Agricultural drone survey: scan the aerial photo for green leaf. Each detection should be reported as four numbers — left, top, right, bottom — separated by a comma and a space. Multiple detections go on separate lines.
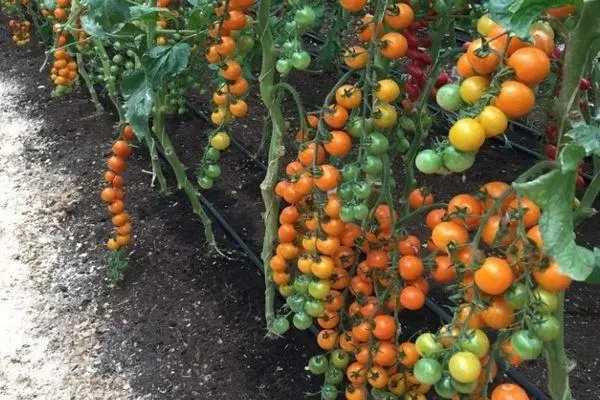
486, 0, 575, 37
513, 144, 594, 280
81, 0, 131, 28
584, 248, 600, 284
122, 70, 154, 140
130, 5, 167, 20
566, 124, 600, 156
145, 43, 191, 87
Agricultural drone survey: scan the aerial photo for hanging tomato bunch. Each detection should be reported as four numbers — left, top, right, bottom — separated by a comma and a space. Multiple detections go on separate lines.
8, 18, 30, 46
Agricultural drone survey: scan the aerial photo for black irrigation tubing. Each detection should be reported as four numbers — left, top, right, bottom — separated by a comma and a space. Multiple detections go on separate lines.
184, 89, 551, 400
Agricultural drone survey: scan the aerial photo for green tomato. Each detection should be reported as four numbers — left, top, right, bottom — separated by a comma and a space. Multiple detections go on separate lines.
308, 279, 330, 299
532, 314, 560, 341
204, 164, 221, 179
308, 355, 329, 375
112, 54, 124, 64
531, 20, 554, 38
205, 147, 221, 162
448, 351, 481, 384
459, 329, 489, 358
272, 316, 290, 335
364, 155, 383, 175
282, 40, 296, 53
294, 6, 316, 27
442, 146, 475, 173
353, 181, 372, 200
276, 59, 292, 74
285, 20, 298, 33
531, 288, 558, 313
436, 84, 464, 112
339, 205, 354, 222
511, 330, 543, 360
367, 133, 389, 155
279, 284, 294, 297
324, 366, 344, 385
304, 299, 325, 317
338, 182, 355, 200
237, 35, 255, 52
286, 294, 306, 313
341, 164, 359, 182
291, 51, 311, 70
399, 116, 416, 132
330, 350, 350, 368
352, 202, 369, 220
109, 65, 120, 74
414, 358, 443, 385
451, 377, 478, 394
415, 149, 442, 174
415, 333, 442, 358
434, 374, 457, 399
504, 282, 528, 309
293, 275, 311, 293
347, 116, 366, 138
293, 311, 313, 330
320, 384, 338, 400
197, 175, 214, 189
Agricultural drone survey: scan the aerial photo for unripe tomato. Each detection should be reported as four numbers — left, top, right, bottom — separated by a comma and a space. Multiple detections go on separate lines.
476, 14, 498, 35
436, 83, 464, 112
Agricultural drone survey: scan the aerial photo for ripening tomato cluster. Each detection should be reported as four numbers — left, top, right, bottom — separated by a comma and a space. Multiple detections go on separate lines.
274, 3, 317, 74
50, 41, 79, 95
52, 0, 71, 21
205, 0, 253, 126
415, 15, 555, 176
8, 19, 31, 46
101, 125, 135, 251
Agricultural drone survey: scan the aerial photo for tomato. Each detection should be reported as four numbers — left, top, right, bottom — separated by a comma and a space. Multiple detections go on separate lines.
324, 104, 349, 129
531, 29, 555, 55
491, 383, 529, 400
367, 365, 389, 389
413, 358, 442, 385
507, 47, 550, 86
294, 6, 316, 26
345, 385, 367, 400
510, 330, 543, 360
272, 316, 290, 335
308, 355, 329, 375
436, 84, 464, 112
367, 132, 390, 154
335, 85, 362, 109
480, 181, 514, 211
347, 362, 367, 384
385, 3, 414, 29
532, 314, 560, 341
293, 311, 313, 330
456, 54, 474, 78
353, 181, 372, 200
372, 102, 398, 128
442, 146, 475, 172
304, 299, 325, 317
344, 46, 369, 69
347, 116, 367, 138
507, 197, 540, 227
474, 257, 514, 295
372, 315, 396, 340
460, 76, 490, 104
379, 32, 408, 59
237, 35, 255, 52
477, 106, 508, 137
448, 194, 483, 230
229, 99, 248, 117
434, 374, 457, 399
531, 288, 558, 313
374, 79, 401, 102
448, 351, 480, 383
431, 221, 469, 251
311, 256, 335, 279
308, 279, 331, 299
291, 51, 311, 70
477, 14, 498, 36
315, 165, 341, 191
198, 176, 214, 189
210, 131, 231, 150
276, 59, 292, 74
546, 4, 575, 17
459, 328, 489, 357
494, 80, 535, 117
531, 21, 554, 38
430, 256, 456, 283
533, 260, 572, 292
298, 142, 325, 166
415, 149, 442, 174
466, 38, 499, 74
504, 283, 528, 309
364, 155, 383, 175
449, 118, 486, 152
324, 130, 352, 157
415, 333, 441, 357
320, 384, 337, 400
340, 0, 367, 12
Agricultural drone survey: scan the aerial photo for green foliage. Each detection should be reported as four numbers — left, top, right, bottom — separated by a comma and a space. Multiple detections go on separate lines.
513, 144, 598, 281
319, 7, 346, 72
486, 0, 575, 37
107, 250, 129, 282
567, 125, 600, 156
81, 0, 131, 29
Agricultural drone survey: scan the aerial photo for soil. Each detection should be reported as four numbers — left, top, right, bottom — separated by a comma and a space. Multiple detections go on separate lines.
1, 16, 599, 400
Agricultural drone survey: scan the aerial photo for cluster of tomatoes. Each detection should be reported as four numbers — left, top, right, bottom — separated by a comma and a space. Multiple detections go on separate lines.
415, 14, 555, 176
199, 0, 253, 188
8, 18, 30, 46
101, 125, 135, 251
274, 3, 316, 74
50, 35, 79, 96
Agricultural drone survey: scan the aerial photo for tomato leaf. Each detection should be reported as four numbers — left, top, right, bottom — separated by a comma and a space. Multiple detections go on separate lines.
81, 0, 131, 27
566, 124, 600, 156
122, 70, 154, 140
584, 249, 600, 284
513, 144, 595, 280
486, 0, 575, 37
130, 5, 167, 20
145, 43, 191, 87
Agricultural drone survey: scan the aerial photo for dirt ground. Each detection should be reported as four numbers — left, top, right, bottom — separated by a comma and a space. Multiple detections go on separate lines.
1, 16, 599, 400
